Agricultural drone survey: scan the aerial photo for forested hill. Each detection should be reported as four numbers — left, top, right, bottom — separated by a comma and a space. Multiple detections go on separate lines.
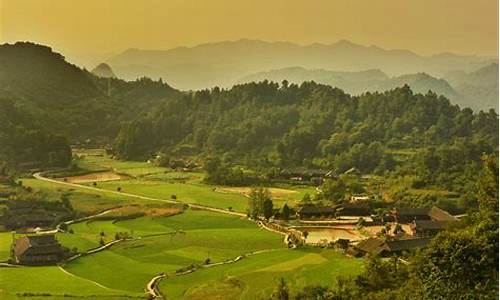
0, 42, 181, 171
0, 42, 182, 139
115, 81, 498, 181
239, 67, 459, 106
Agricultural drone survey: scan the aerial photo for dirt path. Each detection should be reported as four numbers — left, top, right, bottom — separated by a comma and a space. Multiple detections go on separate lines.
35, 172, 297, 241
34, 172, 247, 218
34, 172, 290, 299
145, 274, 166, 299
37, 208, 115, 235
57, 266, 114, 291
146, 248, 282, 299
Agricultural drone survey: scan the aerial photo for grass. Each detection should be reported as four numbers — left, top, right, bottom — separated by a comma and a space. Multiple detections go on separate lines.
159, 248, 364, 299
1, 151, 363, 298
31, 150, 318, 214
0, 232, 13, 262
91, 179, 249, 212
21, 178, 163, 214
0, 265, 142, 299
61, 209, 285, 293
74, 151, 167, 177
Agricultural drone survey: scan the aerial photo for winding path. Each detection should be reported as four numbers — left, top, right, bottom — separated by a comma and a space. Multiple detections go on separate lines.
33, 172, 246, 217
146, 248, 283, 298
32, 172, 291, 299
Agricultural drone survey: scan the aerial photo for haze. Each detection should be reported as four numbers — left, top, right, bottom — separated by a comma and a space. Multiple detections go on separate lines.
1, 0, 498, 67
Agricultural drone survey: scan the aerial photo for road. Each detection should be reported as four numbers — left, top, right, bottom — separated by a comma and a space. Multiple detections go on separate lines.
33, 172, 246, 217
33, 171, 290, 299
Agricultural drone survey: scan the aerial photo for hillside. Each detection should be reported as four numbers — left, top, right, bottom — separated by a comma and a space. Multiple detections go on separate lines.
0, 42, 181, 139
107, 39, 496, 90
114, 81, 498, 178
239, 67, 458, 103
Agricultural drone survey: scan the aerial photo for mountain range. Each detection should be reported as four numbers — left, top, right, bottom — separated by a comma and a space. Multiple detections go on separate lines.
105, 39, 498, 111
106, 39, 496, 86
238, 65, 499, 111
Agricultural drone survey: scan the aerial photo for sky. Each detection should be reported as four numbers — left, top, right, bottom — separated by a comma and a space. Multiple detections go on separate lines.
1, 0, 498, 65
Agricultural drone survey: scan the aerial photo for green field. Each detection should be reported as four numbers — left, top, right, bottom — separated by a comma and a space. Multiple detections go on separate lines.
22, 178, 163, 214
0, 266, 142, 299
0, 232, 13, 262
60, 209, 284, 293
74, 151, 168, 177
1, 152, 364, 299
160, 248, 363, 299
92, 179, 250, 212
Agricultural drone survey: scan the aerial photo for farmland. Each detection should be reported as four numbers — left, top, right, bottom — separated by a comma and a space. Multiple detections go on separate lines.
160, 248, 363, 300
0, 151, 364, 299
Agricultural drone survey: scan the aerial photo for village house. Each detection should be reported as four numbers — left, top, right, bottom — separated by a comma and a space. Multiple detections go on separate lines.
394, 206, 456, 223
296, 204, 338, 219
410, 220, 450, 237
349, 237, 430, 257
12, 234, 65, 265
337, 202, 371, 216
280, 168, 335, 184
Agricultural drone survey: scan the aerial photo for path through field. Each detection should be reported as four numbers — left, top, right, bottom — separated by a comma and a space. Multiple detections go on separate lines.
57, 266, 114, 291
33, 172, 246, 217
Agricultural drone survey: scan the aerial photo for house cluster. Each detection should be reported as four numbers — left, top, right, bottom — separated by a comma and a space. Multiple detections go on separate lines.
296, 202, 371, 219
347, 206, 457, 257
279, 167, 364, 185
395, 206, 457, 237
348, 236, 431, 257
11, 234, 66, 265
296, 202, 457, 257
279, 168, 337, 185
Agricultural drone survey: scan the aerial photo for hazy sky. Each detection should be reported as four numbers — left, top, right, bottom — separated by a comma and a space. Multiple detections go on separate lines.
1, 0, 498, 62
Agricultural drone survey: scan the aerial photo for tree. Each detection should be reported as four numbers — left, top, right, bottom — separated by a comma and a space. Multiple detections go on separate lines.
263, 198, 274, 219
248, 187, 272, 219
477, 154, 498, 214
281, 204, 291, 220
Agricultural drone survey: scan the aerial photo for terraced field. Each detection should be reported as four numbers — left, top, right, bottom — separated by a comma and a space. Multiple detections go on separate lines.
1, 151, 364, 299
61, 210, 285, 292
160, 248, 363, 299
0, 266, 143, 299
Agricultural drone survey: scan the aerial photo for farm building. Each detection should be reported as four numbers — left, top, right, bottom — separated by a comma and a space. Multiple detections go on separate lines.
337, 202, 371, 216
394, 206, 456, 223
12, 234, 65, 265
349, 237, 430, 257
279, 168, 335, 183
296, 204, 338, 219
410, 220, 450, 237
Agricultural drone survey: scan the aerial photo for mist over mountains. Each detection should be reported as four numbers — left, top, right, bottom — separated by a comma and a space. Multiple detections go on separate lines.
239, 67, 457, 100
105, 39, 498, 111
239, 65, 499, 112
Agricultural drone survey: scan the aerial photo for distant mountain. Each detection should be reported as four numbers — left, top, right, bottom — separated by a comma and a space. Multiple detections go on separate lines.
91, 63, 116, 78
239, 67, 458, 104
107, 39, 496, 91
444, 63, 499, 111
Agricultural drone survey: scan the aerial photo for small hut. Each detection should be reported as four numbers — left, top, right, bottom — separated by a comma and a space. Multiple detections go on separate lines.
12, 235, 65, 265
